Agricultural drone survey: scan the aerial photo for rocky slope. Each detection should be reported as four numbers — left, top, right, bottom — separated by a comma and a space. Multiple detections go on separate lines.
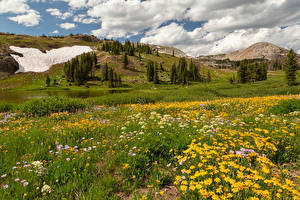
224, 42, 289, 61
149, 44, 187, 57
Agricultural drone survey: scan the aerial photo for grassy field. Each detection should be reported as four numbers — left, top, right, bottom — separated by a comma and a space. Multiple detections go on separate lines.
0, 95, 299, 199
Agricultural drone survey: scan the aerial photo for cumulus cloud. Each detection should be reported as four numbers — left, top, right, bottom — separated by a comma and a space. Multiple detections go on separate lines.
73, 14, 98, 24
141, 23, 300, 56
0, 0, 41, 26
8, 10, 41, 27
46, 8, 72, 20
51, 30, 60, 34
60, 22, 76, 30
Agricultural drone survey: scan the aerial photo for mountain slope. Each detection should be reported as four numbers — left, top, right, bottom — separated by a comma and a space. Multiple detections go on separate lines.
224, 42, 289, 61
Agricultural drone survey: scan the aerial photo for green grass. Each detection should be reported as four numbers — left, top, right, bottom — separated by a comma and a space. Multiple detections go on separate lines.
0, 96, 299, 199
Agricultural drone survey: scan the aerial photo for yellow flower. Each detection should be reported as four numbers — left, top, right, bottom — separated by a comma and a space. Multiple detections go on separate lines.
85, 163, 90, 167
123, 163, 129, 169
24, 193, 27, 197
147, 184, 153, 188
180, 185, 187, 192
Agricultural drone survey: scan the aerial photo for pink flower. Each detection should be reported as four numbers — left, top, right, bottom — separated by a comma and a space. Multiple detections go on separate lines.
1, 174, 7, 178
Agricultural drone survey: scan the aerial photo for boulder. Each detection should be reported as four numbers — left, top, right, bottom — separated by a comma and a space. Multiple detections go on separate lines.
0, 56, 19, 74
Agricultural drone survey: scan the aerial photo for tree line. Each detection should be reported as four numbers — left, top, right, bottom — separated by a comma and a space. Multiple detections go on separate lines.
101, 39, 152, 56
101, 63, 122, 88
63, 52, 97, 85
237, 60, 267, 83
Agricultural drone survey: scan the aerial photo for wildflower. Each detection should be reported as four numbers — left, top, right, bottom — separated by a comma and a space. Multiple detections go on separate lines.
41, 184, 52, 193
23, 193, 27, 197
1, 174, 7, 178
123, 163, 129, 169
15, 178, 20, 182
23, 182, 29, 186
2, 185, 8, 189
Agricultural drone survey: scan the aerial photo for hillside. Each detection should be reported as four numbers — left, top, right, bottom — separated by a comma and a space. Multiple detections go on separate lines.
224, 42, 289, 61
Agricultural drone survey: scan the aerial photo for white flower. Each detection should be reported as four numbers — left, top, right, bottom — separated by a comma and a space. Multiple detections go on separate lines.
41, 184, 51, 193
32, 161, 42, 168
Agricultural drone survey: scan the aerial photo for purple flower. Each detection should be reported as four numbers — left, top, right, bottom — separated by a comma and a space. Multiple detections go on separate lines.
2, 185, 8, 189
1, 174, 7, 178
21, 179, 26, 183
23, 182, 29, 186
15, 178, 20, 182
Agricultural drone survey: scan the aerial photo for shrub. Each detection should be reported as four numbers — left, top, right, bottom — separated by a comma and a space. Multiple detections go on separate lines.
268, 99, 300, 115
0, 102, 14, 113
20, 96, 88, 116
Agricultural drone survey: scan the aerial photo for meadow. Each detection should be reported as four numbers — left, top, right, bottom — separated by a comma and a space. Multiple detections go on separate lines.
0, 95, 299, 199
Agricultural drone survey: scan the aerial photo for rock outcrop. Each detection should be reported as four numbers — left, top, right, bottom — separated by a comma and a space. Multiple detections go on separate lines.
0, 56, 19, 74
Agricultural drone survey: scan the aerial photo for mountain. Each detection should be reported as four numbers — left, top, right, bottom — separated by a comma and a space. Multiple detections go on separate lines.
224, 42, 289, 61
149, 44, 187, 57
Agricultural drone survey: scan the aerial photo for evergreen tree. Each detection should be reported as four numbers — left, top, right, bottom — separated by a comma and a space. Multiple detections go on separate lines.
285, 49, 298, 86
123, 53, 128, 69
108, 67, 114, 88
238, 61, 248, 83
146, 60, 154, 82
172, 49, 174, 57
153, 62, 159, 84
170, 64, 177, 84
46, 75, 50, 87
102, 63, 109, 81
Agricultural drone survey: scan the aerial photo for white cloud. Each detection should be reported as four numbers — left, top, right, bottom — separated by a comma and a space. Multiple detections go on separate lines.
73, 14, 98, 24
60, 22, 76, 29
8, 10, 41, 27
0, 0, 30, 14
46, 8, 72, 20
0, 0, 41, 26
141, 23, 300, 57
51, 30, 60, 34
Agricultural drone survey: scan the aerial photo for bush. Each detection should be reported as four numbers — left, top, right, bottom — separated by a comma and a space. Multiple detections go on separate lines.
20, 96, 88, 116
0, 102, 14, 113
268, 99, 300, 115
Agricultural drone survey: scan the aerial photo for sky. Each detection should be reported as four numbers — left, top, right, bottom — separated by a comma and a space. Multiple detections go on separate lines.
0, 0, 300, 57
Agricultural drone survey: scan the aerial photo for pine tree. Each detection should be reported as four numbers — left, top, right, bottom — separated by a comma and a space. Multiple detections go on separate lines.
238, 61, 247, 83
170, 64, 177, 84
123, 53, 128, 69
102, 63, 109, 81
108, 67, 114, 88
153, 62, 159, 84
172, 49, 174, 57
146, 60, 154, 82
46, 75, 51, 87
285, 49, 298, 86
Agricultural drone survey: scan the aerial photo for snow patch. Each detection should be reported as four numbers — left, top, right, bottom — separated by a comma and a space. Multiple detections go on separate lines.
10, 46, 93, 73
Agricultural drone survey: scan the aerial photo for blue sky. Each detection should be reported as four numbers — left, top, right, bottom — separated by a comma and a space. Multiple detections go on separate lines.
0, 0, 299, 56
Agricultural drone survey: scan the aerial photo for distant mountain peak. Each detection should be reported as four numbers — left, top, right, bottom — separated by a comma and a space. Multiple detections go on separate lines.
224, 42, 289, 61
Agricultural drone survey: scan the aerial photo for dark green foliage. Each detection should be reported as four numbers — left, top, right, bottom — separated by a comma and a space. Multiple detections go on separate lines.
285, 49, 298, 86
123, 53, 128, 69
0, 102, 14, 112
172, 49, 174, 57
170, 58, 200, 84
273, 60, 282, 71
53, 79, 57, 86
102, 63, 109, 81
268, 99, 300, 115
153, 62, 159, 84
101, 40, 152, 55
106, 67, 121, 88
170, 64, 177, 84
20, 96, 87, 116
64, 52, 94, 85
108, 67, 114, 88
46, 75, 51, 87
238, 60, 267, 83
146, 60, 154, 82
